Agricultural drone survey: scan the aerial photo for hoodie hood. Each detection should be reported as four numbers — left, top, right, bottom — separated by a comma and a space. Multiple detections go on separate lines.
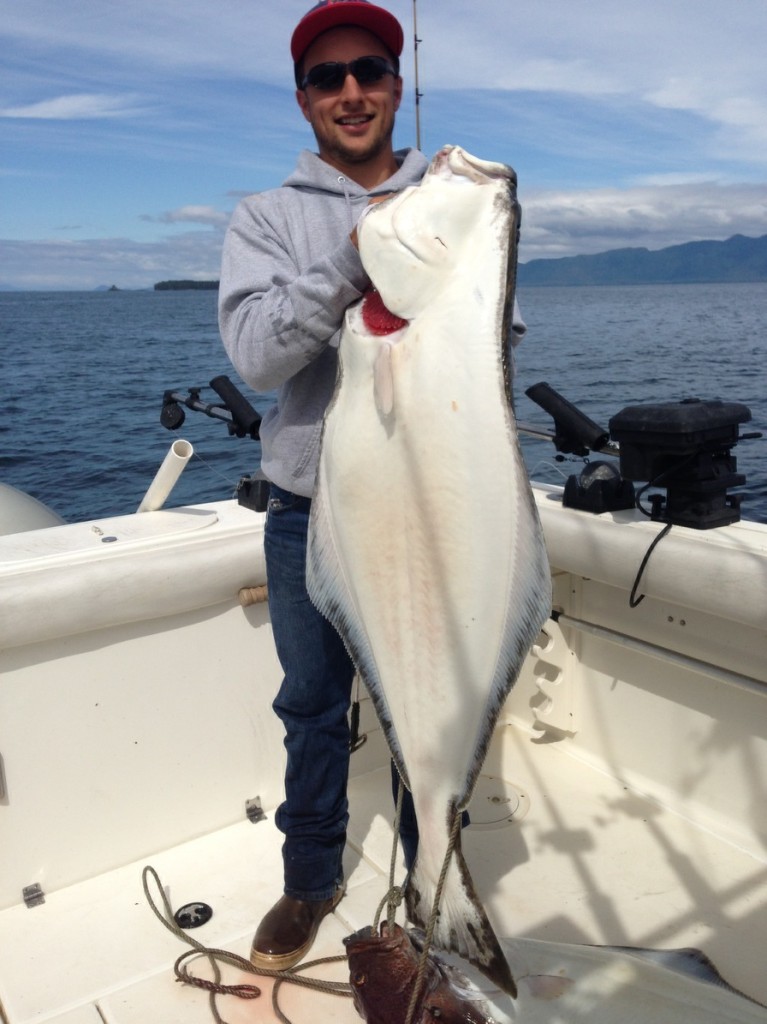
284, 147, 428, 196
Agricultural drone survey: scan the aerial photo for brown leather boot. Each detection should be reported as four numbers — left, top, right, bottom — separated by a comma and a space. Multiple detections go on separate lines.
250, 886, 345, 970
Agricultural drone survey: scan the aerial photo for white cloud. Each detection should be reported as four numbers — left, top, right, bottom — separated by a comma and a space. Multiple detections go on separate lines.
2, 181, 764, 288
0, 0, 299, 81
0, 231, 224, 291
493, 58, 621, 96
5, 0, 765, 100
142, 206, 230, 228
520, 182, 767, 260
0, 93, 148, 120
646, 77, 767, 161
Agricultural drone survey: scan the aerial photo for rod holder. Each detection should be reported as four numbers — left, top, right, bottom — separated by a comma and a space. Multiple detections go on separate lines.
137, 439, 193, 512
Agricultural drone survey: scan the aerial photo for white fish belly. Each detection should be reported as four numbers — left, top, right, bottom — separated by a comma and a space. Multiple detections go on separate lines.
311, 302, 550, 834
449, 937, 767, 1022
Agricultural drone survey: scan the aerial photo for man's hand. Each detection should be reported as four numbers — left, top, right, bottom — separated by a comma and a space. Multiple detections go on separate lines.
350, 193, 395, 249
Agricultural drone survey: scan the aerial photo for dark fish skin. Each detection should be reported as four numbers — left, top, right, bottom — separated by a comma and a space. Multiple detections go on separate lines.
404, 823, 518, 998
344, 923, 493, 1024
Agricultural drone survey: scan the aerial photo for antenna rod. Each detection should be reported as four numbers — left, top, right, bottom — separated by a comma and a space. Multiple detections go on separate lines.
412, 0, 422, 149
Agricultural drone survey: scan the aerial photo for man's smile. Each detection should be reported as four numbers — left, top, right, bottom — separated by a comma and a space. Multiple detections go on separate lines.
336, 114, 374, 126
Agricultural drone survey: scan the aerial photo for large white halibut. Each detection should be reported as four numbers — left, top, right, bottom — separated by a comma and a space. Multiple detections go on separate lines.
345, 924, 767, 1023
307, 145, 552, 995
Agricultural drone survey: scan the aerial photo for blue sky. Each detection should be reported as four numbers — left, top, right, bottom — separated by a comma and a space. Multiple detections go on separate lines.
2, 0, 766, 289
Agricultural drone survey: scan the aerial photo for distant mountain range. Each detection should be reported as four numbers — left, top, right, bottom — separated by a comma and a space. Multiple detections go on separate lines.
3, 234, 765, 292
518, 233, 767, 287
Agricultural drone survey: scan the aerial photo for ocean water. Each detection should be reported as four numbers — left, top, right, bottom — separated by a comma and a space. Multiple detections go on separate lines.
514, 282, 767, 524
1, 283, 765, 525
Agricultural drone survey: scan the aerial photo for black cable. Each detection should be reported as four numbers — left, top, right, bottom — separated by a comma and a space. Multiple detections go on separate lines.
629, 523, 673, 608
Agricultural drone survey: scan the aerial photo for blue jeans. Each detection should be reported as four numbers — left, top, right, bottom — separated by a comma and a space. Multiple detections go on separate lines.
265, 484, 419, 900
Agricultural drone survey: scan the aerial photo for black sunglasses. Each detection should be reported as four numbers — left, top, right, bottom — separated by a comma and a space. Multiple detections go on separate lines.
300, 55, 397, 91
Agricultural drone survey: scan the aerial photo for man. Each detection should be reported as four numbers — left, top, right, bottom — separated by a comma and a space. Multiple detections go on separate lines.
218, 0, 428, 971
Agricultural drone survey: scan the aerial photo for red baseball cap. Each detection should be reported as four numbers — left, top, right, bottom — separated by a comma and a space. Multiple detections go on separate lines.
291, 1, 404, 64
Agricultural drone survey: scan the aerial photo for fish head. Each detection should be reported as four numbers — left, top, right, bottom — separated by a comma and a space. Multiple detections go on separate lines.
344, 923, 496, 1024
344, 922, 423, 1021
358, 144, 519, 321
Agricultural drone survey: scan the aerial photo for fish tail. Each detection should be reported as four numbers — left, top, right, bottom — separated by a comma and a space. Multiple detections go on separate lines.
404, 834, 517, 998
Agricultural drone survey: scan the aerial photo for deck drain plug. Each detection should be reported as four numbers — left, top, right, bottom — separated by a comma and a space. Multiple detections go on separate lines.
174, 901, 213, 929
468, 775, 530, 830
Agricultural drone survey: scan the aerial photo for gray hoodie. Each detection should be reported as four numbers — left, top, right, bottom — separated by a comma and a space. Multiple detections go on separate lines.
219, 146, 430, 497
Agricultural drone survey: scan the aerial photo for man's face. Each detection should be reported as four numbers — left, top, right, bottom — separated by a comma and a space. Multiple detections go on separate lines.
296, 26, 403, 174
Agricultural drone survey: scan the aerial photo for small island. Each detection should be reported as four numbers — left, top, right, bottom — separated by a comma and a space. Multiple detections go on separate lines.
154, 280, 219, 291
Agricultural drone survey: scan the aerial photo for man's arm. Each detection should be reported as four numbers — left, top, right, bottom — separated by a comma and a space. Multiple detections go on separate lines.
218, 197, 370, 393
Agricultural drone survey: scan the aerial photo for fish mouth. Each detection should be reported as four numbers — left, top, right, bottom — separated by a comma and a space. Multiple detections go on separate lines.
344, 922, 406, 952
359, 287, 409, 336
343, 925, 377, 948
430, 144, 515, 185
362, 145, 516, 273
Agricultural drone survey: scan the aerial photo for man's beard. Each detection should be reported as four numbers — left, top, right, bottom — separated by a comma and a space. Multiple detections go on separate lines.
315, 117, 395, 166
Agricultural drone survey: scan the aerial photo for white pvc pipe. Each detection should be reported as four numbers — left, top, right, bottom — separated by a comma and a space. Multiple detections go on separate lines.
137, 440, 193, 512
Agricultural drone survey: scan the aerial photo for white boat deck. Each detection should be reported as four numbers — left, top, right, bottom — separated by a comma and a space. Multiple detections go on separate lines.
2, 723, 765, 1023
2, 494, 766, 1022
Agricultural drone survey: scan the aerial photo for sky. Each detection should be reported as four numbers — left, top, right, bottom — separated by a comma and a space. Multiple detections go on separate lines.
2, 0, 767, 290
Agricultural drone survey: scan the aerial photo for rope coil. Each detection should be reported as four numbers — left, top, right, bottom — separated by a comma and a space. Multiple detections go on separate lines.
141, 866, 351, 1024
142, 779, 459, 1024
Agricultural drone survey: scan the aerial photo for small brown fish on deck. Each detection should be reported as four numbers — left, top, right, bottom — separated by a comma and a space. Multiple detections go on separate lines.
344, 923, 492, 1024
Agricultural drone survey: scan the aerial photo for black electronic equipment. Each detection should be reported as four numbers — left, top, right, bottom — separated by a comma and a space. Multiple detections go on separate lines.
525, 384, 758, 527
609, 398, 752, 529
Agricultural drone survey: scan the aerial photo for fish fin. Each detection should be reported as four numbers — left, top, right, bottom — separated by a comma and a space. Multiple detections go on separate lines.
404, 834, 517, 998
602, 946, 767, 1008
373, 341, 395, 416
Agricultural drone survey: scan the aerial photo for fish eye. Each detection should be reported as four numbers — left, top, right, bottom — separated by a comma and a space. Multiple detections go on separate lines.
353, 971, 366, 986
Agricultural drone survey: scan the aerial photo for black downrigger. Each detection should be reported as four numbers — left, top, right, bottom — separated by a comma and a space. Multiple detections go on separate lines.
524, 381, 759, 529
160, 376, 760, 529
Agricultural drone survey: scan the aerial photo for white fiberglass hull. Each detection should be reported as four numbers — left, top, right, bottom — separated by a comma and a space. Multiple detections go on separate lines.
0, 490, 764, 1021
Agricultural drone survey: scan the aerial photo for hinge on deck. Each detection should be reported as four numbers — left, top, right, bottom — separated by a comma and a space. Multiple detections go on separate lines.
23, 883, 45, 908
245, 796, 267, 824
